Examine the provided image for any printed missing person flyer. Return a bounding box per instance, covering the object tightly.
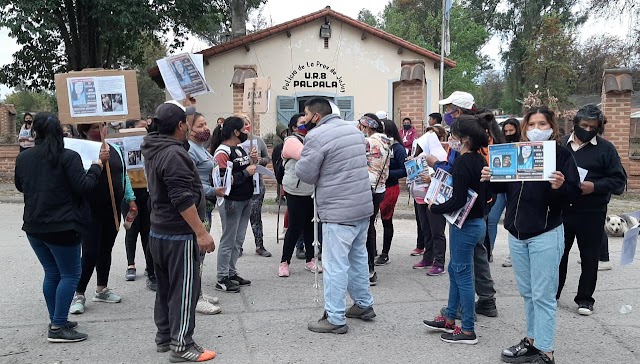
[425,169,478,228]
[488,141,556,182]
[404,157,428,182]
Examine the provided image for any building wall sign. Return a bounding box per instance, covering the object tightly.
[283,61,346,92]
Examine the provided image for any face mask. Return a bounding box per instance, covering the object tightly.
[194,129,211,143]
[87,129,101,142]
[403,124,411,131]
[449,138,463,152]
[305,114,319,132]
[238,131,248,143]
[505,134,519,143]
[574,126,598,143]
[297,125,308,136]
[526,128,553,142]
[444,112,455,126]
[245,124,251,134]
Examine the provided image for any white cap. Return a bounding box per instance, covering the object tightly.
[439,91,475,110]
[375,110,388,120]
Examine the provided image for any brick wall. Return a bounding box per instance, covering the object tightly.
[0,104,17,141]
[398,80,425,133]
[0,144,19,181]
[232,85,261,136]
[602,89,638,189]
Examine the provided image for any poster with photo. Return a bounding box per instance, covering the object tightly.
[489,141,556,182]
[425,169,478,228]
[105,134,145,170]
[67,76,128,117]
[157,53,212,100]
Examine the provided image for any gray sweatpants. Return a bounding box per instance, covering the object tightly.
[474,235,497,304]
[149,232,200,353]
[217,198,252,281]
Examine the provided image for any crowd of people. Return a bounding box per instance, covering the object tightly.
[15,89,626,363]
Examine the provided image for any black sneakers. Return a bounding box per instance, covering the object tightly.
[369,271,378,286]
[374,255,389,266]
[423,315,455,333]
[530,352,555,364]
[215,277,240,293]
[229,274,251,286]
[475,300,498,317]
[255,246,272,257]
[501,337,540,363]
[577,303,594,316]
[440,327,478,345]
[295,247,306,260]
[147,275,158,291]
[47,326,88,343]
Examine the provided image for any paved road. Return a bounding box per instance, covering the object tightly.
[0,202,638,363]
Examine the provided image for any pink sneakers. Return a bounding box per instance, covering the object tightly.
[426,265,445,276]
[278,262,290,277]
[305,258,323,273]
[413,259,433,269]
[410,248,425,256]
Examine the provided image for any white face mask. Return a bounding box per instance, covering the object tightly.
[526,128,553,142]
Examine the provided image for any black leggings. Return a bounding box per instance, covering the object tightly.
[367,192,385,271]
[77,209,120,293]
[123,189,153,275]
[281,194,315,263]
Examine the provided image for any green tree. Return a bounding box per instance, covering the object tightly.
[476,70,506,111]
[191,0,266,45]
[135,38,168,118]
[5,87,58,126]
[380,0,490,97]
[357,9,379,27]
[0,0,224,90]
[521,16,577,107]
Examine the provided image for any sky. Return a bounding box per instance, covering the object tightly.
[0,0,633,99]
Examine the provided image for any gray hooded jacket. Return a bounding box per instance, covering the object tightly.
[295,114,373,223]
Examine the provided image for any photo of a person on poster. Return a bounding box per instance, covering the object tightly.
[70,81,87,105]
[502,154,512,167]
[517,145,534,169]
[112,94,124,111]
[172,60,192,86]
[493,157,502,168]
[101,94,113,112]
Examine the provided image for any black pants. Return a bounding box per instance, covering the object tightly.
[281,194,315,263]
[77,209,120,293]
[558,211,606,306]
[600,231,609,262]
[415,201,425,249]
[122,189,154,275]
[415,203,447,267]
[150,233,200,352]
[367,192,385,271]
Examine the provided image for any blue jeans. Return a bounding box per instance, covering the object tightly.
[509,225,564,353]
[445,218,485,332]
[322,219,374,325]
[28,235,81,327]
[487,193,506,250]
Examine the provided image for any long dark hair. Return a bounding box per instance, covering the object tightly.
[450,114,490,152]
[502,118,521,142]
[521,106,560,143]
[32,112,65,166]
[383,119,401,144]
[210,116,244,152]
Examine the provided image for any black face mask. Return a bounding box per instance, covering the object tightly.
[574,126,598,143]
[238,131,248,143]
[403,124,411,131]
[505,134,519,143]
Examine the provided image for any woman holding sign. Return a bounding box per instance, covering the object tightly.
[422,115,490,345]
[481,106,581,364]
[15,113,107,342]
[70,123,136,315]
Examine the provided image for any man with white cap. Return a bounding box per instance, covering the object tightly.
[439,91,476,126]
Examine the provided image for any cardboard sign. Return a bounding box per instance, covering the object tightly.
[55,69,140,125]
[242,77,270,114]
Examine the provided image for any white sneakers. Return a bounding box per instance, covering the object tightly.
[69,295,86,314]
[196,298,221,315]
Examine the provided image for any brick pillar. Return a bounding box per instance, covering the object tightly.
[0,104,17,142]
[398,80,425,133]
[231,65,261,136]
[601,69,635,188]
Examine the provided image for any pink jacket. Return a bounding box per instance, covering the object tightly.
[400,127,418,151]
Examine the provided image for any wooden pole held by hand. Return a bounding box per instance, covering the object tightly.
[100,124,120,231]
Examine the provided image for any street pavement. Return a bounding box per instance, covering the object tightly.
[0,201,638,364]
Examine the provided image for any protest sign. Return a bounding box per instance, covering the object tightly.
[489,141,556,182]
[157,53,211,100]
[105,131,146,170]
[64,138,102,170]
[425,169,478,228]
[405,157,429,182]
[242,78,271,114]
[55,69,140,125]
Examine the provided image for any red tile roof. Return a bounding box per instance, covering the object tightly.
[148,6,456,83]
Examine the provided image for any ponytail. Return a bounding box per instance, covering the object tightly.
[209,116,244,153]
[32,112,65,166]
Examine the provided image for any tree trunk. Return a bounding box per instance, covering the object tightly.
[231,0,247,39]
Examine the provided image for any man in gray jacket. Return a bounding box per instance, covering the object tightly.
[295,97,375,334]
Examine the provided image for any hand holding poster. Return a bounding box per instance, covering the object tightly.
[64,138,102,170]
[425,169,478,228]
[489,141,556,182]
[405,157,429,182]
[156,53,212,100]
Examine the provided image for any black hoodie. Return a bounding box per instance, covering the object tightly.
[141,132,205,235]
[491,145,582,240]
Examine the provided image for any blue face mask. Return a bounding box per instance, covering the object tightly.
[444,111,455,126]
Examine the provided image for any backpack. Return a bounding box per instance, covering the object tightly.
[275,135,303,185]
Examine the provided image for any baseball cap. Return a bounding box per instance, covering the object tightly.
[439,91,475,110]
[375,110,388,120]
[153,100,196,126]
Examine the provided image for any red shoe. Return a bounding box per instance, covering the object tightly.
[170,344,216,362]
[410,248,425,256]
[413,259,432,269]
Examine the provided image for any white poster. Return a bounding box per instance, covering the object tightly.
[64,138,102,170]
[67,76,128,117]
[489,141,556,182]
[156,53,212,100]
[106,135,145,170]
